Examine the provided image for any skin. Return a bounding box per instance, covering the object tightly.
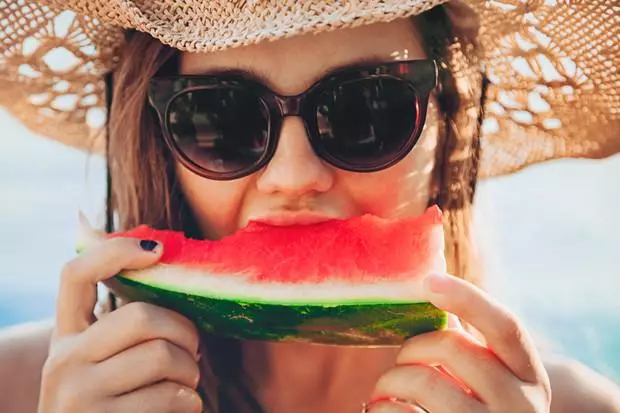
[1,19,619,413]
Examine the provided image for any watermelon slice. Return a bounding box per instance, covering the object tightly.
[77,206,448,345]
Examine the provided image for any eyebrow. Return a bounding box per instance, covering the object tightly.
[190,55,388,89]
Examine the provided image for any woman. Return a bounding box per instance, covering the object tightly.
[1,1,619,412]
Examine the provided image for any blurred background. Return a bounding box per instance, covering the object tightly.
[0,108,618,381]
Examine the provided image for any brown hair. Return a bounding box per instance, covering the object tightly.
[106,5,484,411]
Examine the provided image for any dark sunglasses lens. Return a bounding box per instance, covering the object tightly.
[167,87,269,174]
[316,77,418,168]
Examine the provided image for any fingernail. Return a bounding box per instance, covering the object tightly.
[447,313,463,329]
[139,239,160,252]
[424,273,451,294]
[175,387,202,413]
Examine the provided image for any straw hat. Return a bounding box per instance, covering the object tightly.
[1,1,618,178]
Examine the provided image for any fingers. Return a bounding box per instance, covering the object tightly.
[78,302,199,363]
[95,339,200,396]
[397,329,522,405]
[41,305,201,413]
[106,381,203,413]
[55,237,162,337]
[370,364,484,413]
[423,273,544,383]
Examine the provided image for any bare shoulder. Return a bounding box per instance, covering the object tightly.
[0,320,53,413]
[546,357,620,413]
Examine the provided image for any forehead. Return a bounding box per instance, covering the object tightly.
[180,19,425,95]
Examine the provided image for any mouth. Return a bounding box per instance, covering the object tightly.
[248,211,343,227]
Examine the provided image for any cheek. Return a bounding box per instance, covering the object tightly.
[340,112,439,219]
[176,164,249,240]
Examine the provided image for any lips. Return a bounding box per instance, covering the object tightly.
[248,211,342,226]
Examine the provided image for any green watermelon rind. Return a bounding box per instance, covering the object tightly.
[107,275,448,346]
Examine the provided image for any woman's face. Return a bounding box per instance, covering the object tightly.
[177,19,440,240]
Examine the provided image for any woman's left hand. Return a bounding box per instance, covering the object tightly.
[365,273,552,413]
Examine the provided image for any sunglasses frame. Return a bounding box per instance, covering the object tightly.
[148,59,439,180]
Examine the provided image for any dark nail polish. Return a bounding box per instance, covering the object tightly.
[140,240,159,252]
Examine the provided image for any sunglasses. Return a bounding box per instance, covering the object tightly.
[147,59,438,180]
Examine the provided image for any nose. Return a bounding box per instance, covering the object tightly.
[256,117,334,195]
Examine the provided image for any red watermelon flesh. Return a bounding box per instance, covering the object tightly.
[79,206,445,305]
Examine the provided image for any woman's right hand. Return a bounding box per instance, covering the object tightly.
[37,237,203,413]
